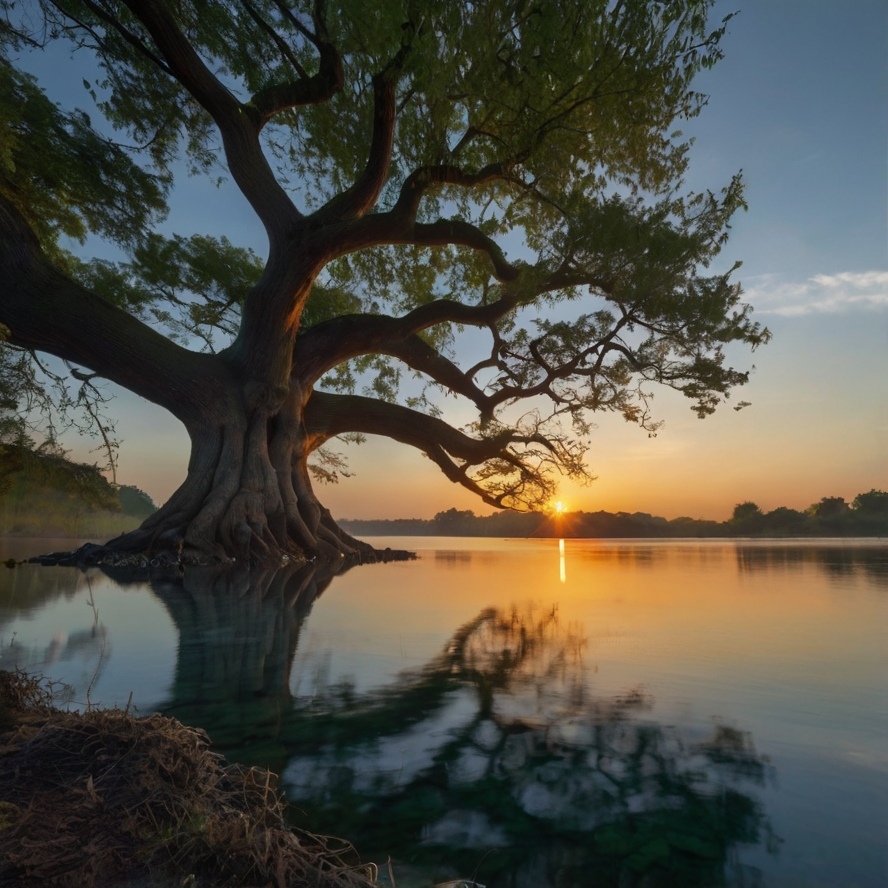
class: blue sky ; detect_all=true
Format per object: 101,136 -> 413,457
690,1 -> 885,280
17,1 -> 888,520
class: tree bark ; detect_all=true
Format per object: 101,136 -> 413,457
87,388 -> 387,567
29,391 -> 399,568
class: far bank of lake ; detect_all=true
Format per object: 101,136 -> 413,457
338,497 -> 888,540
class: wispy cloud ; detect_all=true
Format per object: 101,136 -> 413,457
743,271 -> 888,316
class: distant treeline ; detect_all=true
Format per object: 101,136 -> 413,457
0,443 -> 157,537
339,491 -> 888,539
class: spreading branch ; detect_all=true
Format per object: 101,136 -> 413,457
112,0 -> 301,235
0,194 -> 236,428
305,391 -> 587,510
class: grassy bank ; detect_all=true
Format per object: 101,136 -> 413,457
0,670 -> 376,888
0,469 -> 156,539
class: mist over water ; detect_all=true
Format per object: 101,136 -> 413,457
1,537 -> 886,886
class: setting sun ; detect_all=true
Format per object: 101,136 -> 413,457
555,501 -> 564,513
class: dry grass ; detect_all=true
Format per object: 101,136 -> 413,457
0,670 -> 378,887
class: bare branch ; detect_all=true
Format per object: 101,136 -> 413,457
295,317 -> 493,410
331,212 -> 521,285
390,161 -> 518,225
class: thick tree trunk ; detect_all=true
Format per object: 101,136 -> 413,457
95,388 -> 380,567
12,395 -> 391,571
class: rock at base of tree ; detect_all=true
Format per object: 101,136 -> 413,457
26,541 -> 416,571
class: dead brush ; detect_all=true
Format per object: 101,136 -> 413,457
0,670 -> 377,887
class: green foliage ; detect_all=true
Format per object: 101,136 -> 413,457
852,489 -> 888,515
732,501 -> 762,522
0,456 -> 157,537
311,6 -> 766,420
319,0 -> 726,198
0,55 -> 168,267
305,446 -> 354,484
757,506 -> 806,534
1,443 -> 119,511
808,496 -> 848,518
6,0 -> 752,314
72,233 -> 265,350
0,451 -> 142,538
117,484 -> 157,519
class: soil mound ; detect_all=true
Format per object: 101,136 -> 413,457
0,670 -> 376,887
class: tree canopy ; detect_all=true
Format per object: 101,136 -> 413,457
0,0 -> 768,565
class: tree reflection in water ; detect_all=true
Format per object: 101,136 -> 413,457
137,566 -> 777,888
0,567 -> 106,697
128,560 -> 341,768
283,605 -> 775,887
735,544 -> 888,587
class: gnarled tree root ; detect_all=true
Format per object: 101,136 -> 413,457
27,539 -> 415,569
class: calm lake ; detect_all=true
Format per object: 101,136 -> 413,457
1,536 -> 886,887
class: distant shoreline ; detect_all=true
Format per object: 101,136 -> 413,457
338,501 -> 888,540
4,492 -> 886,542
338,532 -> 888,540
2,530 -> 884,542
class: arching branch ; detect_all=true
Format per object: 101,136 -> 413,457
294,316 -> 492,411
303,391 -> 506,507
239,0 -> 343,121
388,162 -> 518,226
315,151 -> 536,277
327,211 -> 521,283
117,0 -> 239,121
304,391 -> 584,510
249,42 -> 343,121
0,194 -> 235,428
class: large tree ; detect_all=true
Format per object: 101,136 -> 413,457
0,0 -> 767,565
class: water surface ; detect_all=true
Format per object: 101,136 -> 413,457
1,537 -> 886,887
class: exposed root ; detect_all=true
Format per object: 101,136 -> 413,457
28,542 -> 232,569
0,670 -> 378,888
26,539 -> 416,570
